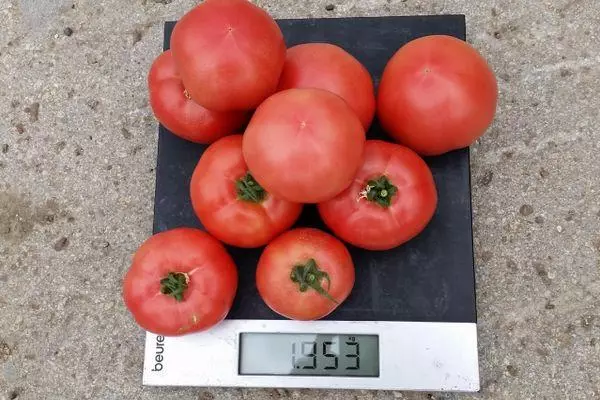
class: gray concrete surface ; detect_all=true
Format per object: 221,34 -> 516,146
0,0 -> 599,399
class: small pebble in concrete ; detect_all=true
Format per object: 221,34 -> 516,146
55,141 -> 66,153
121,127 -> 132,139
520,204 -> 534,216
565,210 -> 575,221
132,29 -> 143,45
556,225 -> 563,233
91,239 -> 110,249
507,260 -> 518,271
1,144 -> 8,153
0,341 -> 11,361
325,4 -> 335,11
53,237 -> 69,251
86,99 -> 100,111
478,170 -> 493,186
581,315 -> 595,330
63,27 -> 73,36
498,73 -> 510,82
560,68 -> 573,78
506,364 -> 519,376
534,262 -> 552,286
24,102 -> 40,122
197,392 -> 214,400
535,215 -> 545,224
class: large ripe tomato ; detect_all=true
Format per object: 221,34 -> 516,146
148,50 -> 248,144
190,135 -> 303,248
123,228 -> 238,336
318,140 -> 437,250
170,0 -> 286,111
256,228 -> 355,320
377,35 -> 498,156
277,43 -> 375,130
242,88 -> 366,203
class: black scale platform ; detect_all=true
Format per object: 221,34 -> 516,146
153,16 -> 477,324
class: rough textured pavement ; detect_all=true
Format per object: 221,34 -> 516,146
1,0 -> 599,399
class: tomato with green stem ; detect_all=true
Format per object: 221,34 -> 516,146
318,140 -> 438,251
256,228 -> 355,320
122,228 -> 238,336
190,135 -> 303,248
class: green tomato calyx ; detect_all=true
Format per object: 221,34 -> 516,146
290,259 -> 338,304
160,272 -> 189,302
358,175 -> 398,208
236,172 -> 267,203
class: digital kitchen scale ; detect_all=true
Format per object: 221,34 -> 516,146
143,15 -> 479,392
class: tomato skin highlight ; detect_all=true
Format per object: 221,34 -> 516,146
277,43 -> 376,130
242,88 -> 366,204
190,135 -> 303,248
147,50 -> 248,144
377,35 -> 498,156
122,228 -> 238,336
256,228 -> 355,320
170,0 -> 286,111
318,140 -> 438,251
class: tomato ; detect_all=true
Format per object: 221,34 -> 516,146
148,50 -> 248,144
242,88 -> 366,203
277,43 -> 375,130
190,135 -> 303,248
377,35 -> 498,156
256,228 -> 355,320
170,0 -> 286,111
318,140 -> 437,250
122,228 -> 238,336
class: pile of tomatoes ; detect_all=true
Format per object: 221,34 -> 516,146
123,0 -> 498,337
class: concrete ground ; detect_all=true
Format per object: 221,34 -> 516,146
0,0 -> 599,399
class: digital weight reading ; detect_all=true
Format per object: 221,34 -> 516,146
239,333 -> 379,377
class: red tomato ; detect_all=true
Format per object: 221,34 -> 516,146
122,228 -> 238,336
277,43 -> 375,130
377,35 -> 498,156
148,50 -> 248,144
318,140 -> 437,250
190,135 -> 303,248
170,0 -> 286,111
256,228 -> 355,320
243,88 -> 366,203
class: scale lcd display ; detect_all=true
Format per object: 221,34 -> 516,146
239,333 -> 379,377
